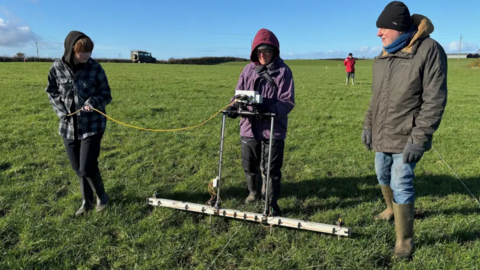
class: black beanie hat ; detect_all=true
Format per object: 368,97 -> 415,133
376,1 -> 412,31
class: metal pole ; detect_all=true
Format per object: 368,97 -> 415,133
35,42 -> 39,60
263,113 -> 275,217
458,35 -> 462,62
215,113 -> 227,210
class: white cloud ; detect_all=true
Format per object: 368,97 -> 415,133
18,26 -> 30,31
447,41 -> 479,53
359,46 -> 370,54
0,8 -> 39,47
368,46 -> 383,54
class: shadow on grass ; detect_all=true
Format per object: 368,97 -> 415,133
145,174 -> 480,216
0,227 -> 19,249
133,173 -> 480,240
118,175 -> 480,247
0,162 -> 12,172
415,174 -> 480,198
421,207 -> 480,219
421,229 -> 480,246
0,207 -> 10,218
282,174 -> 480,214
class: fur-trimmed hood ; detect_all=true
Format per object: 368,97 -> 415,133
382,14 -> 434,56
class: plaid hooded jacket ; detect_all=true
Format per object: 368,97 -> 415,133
45,58 -> 112,140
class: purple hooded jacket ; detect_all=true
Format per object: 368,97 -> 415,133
235,29 -> 295,140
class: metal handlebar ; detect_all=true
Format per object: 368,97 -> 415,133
221,109 -> 275,118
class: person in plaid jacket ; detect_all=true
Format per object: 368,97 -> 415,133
45,31 -> 112,216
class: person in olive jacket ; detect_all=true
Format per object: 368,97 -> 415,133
362,1 -> 447,258
46,31 -> 112,216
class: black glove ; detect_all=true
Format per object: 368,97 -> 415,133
256,110 -> 267,121
225,106 -> 239,119
361,129 -> 372,150
256,108 -> 273,121
256,104 -> 278,121
402,142 -> 425,164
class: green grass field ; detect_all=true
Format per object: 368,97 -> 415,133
1,59 -> 479,269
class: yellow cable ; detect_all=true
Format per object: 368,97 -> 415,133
67,101 -> 248,208
206,179 -> 219,206
66,100 -> 239,132
67,109 -> 82,116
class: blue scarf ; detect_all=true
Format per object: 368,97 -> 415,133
384,25 -> 417,54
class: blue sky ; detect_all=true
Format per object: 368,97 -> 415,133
1,0 -> 479,60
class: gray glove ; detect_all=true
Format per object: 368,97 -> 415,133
402,142 -> 425,164
361,129 -> 372,150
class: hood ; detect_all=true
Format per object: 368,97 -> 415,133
381,14 -> 434,56
250,29 -> 280,63
63,30 -> 88,68
402,14 -> 434,53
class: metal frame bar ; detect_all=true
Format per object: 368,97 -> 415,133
214,113 -> 227,210
263,113 -> 275,216
147,109 -> 351,237
147,197 -> 351,237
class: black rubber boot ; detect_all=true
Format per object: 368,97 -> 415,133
75,176 -> 94,216
85,172 -> 109,212
262,174 -> 282,216
245,173 -> 261,204
270,176 -> 282,216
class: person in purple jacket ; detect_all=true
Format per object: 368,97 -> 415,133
226,28 -> 295,216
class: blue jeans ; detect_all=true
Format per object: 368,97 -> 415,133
375,152 -> 416,204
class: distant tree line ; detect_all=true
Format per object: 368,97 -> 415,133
0,53 -> 248,64
165,57 -> 247,65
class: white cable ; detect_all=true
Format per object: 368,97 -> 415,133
432,146 -> 480,208
207,223 -> 243,270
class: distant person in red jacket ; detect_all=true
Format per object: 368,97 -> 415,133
344,53 -> 356,85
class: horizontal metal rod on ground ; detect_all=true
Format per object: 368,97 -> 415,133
147,197 -> 351,237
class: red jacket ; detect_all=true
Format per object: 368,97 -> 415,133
344,57 -> 355,72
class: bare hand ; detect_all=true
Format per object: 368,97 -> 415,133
83,105 -> 92,112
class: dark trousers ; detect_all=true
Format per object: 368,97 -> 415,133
63,132 -> 104,202
241,136 -> 285,208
